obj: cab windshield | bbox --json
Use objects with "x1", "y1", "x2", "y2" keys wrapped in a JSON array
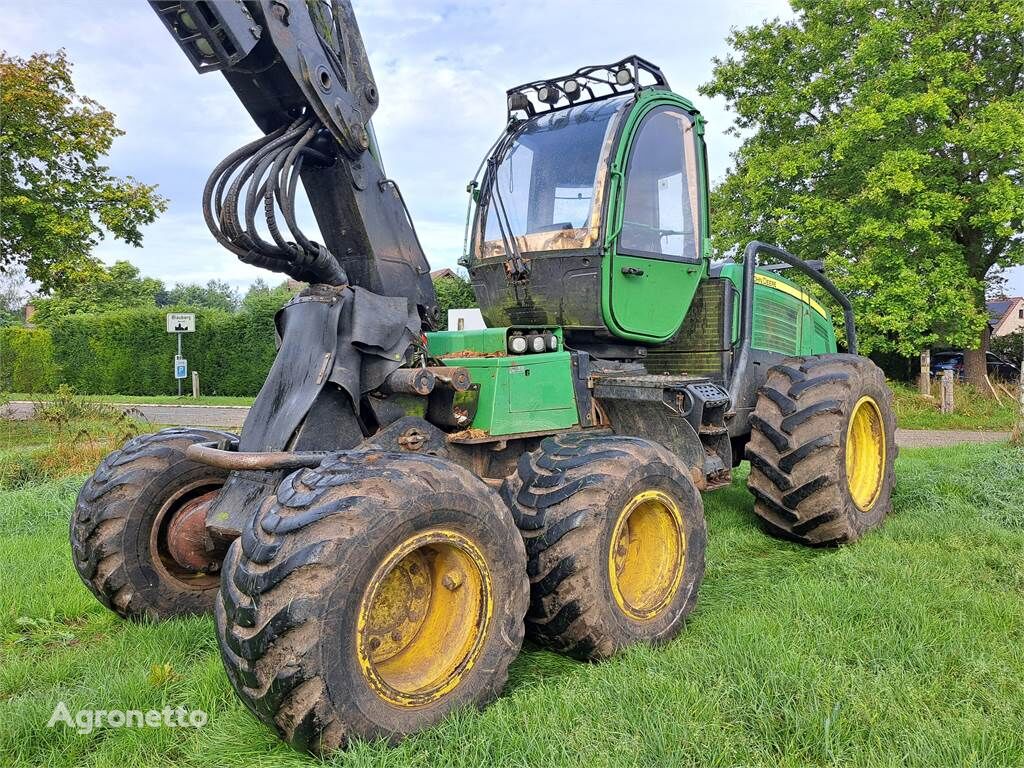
[{"x1": 475, "y1": 96, "x2": 628, "y2": 260}]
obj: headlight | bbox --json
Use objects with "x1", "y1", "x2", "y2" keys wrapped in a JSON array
[{"x1": 508, "y1": 335, "x2": 528, "y2": 354}]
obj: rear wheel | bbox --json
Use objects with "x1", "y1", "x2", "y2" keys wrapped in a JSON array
[
  {"x1": 216, "y1": 450, "x2": 528, "y2": 753},
  {"x1": 745, "y1": 354, "x2": 896, "y2": 545},
  {"x1": 70, "y1": 428, "x2": 237, "y2": 621},
  {"x1": 501, "y1": 434, "x2": 706, "y2": 660}
]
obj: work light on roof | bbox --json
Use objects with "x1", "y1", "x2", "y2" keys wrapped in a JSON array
[{"x1": 536, "y1": 84, "x2": 559, "y2": 104}]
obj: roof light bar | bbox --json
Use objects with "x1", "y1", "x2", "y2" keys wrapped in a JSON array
[{"x1": 505, "y1": 55, "x2": 669, "y2": 120}]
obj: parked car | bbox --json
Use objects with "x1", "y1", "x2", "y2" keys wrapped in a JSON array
[{"x1": 930, "y1": 351, "x2": 1021, "y2": 382}]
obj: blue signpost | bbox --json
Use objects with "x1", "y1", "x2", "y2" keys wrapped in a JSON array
[{"x1": 166, "y1": 313, "x2": 196, "y2": 397}]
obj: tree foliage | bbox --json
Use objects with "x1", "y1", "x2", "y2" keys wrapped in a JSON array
[
  {"x1": 433, "y1": 274, "x2": 477, "y2": 318},
  {"x1": 0, "y1": 50, "x2": 167, "y2": 291},
  {"x1": 0, "y1": 266, "x2": 28, "y2": 326},
  {"x1": 160, "y1": 280, "x2": 240, "y2": 312},
  {"x1": 32, "y1": 261, "x2": 163, "y2": 324},
  {"x1": 240, "y1": 278, "x2": 298, "y2": 315},
  {"x1": 700, "y1": 0, "x2": 1024, "y2": 368}
]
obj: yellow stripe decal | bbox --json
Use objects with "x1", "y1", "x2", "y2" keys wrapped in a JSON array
[{"x1": 753, "y1": 273, "x2": 829, "y2": 318}]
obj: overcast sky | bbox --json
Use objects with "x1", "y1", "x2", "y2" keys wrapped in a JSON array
[{"x1": 3, "y1": 0, "x2": 1022, "y2": 297}]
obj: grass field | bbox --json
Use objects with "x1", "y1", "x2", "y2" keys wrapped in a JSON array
[
  {"x1": 890, "y1": 381, "x2": 1020, "y2": 431},
  {"x1": 1, "y1": 441, "x2": 1021, "y2": 767}
]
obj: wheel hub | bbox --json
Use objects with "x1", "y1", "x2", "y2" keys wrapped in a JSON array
[
  {"x1": 357, "y1": 530, "x2": 491, "y2": 707},
  {"x1": 846, "y1": 396, "x2": 886, "y2": 512},
  {"x1": 363, "y1": 549, "x2": 433, "y2": 662},
  {"x1": 165, "y1": 490, "x2": 221, "y2": 573},
  {"x1": 609, "y1": 490, "x2": 686, "y2": 621}
]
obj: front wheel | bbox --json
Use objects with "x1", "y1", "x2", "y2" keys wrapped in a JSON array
[
  {"x1": 70, "y1": 428, "x2": 237, "y2": 621},
  {"x1": 745, "y1": 354, "x2": 897, "y2": 545},
  {"x1": 216, "y1": 450, "x2": 528, "y2": 754}
]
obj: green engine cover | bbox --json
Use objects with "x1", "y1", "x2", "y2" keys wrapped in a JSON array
[
  {"x1": 426, "y1": 329, "x2": 579, "y2": 436},
  {"x1": 718, "y1": 264, "x2": 838, "y2": 356}
]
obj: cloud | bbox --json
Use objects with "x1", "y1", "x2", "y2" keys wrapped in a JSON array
[{"x1": 4, "y1": 0, "x2": 1021, "y2": 293}]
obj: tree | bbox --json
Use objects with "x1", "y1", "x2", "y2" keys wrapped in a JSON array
[
  {"x1": 701, "y1": 0, "x2": 1024, "y2": 387},
  {"x1": 240, "y1": 278, "x2": 297, "y2": 314},
  {"x1": 0, "y1": 266, "x2": 28, "y2": 326},
  {"x1": 0, "y1": 50, "x2": 167, "y2": 292},
  {"x1": 32, "y1": 260, "x2": 163, "y2": 324},
  {"x1": 433, "y1": 274, "x2": 477, "y2": 318},
  {"x1": 160, "y1": 280, "x2": 240, "y2": 312}
]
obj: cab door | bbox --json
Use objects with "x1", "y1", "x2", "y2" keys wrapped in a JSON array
[{"x1": 604, "y1": 104, "x2": 706, "y2": 342}]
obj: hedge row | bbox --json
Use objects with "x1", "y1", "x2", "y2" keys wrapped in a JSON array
[
  {"x1": 0, "y1": 305, "x2": 280, "y2": 396},
  {"x1": 0, "y1": 326, "x2": 60, "y2": 393}
]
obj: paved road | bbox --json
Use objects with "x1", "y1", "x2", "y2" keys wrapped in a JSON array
[
  {"x1": 3, "y1": 400, "x2": 248, "y2": 428},
  {"x1": 3, "y1": 401, "x2": 1013, "y2": 446},
  {"x1": 894, "y1": 428, "x2": 1012, "y2": 448}
]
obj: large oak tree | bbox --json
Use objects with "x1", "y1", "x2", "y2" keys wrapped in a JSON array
[{"x1": 701, "y1": 0, "x2": 1023, "y2": 387}]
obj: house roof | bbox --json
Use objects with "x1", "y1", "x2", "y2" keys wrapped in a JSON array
[
  {"x1": 987, "y1": 297, "x2": 1022, "y2": 325},
  {"x1": 430, "y1": 268, "x2": 458, "y2": 280}
]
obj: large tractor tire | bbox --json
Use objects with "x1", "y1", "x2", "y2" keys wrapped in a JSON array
[
  {"x1": 501, "y1": 434, "x2": 706, "y2": 661},
  {"x1": 70, "y1": 427, "x2": 237, "y2": 621},
  {"x1": 746, "y1": 354, "x2": 896, "y2": 546},
  {"x1": 216, "y1": 450, "x2": 528, "y2": 753}
]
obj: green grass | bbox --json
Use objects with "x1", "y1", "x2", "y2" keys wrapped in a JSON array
[
  {"x1": 1, "y1": 443, "x2": 1022, "y2": 767},
  {"x1": 891, "y1": 381, "x2": 1019, "y2": 431},
  {"x1": 7, "y1": 393, "x2": 254, "y2": 407}
]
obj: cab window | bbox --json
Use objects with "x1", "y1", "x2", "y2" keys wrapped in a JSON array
[{"x1": 619, "y1": 107, "x2": 700, "y2": 262}]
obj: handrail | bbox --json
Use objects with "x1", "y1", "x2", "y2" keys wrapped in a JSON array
[{"x1": 728, "y1": 241, "x2": 857, "y2": 409}]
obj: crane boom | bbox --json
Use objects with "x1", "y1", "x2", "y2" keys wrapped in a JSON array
[{"x1": 150, "y1": 0, "x2": 438, "y2": 322}]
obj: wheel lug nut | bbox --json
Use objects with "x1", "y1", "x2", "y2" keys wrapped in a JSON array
[
  {"x1": 442, "y1": 570, "x2": 464, "y2": 590},
  {"x1": 368, "y1": 637, "x2": 381, "y2": 651},
  {"x1": 391, "y1": 631, "x2": 402, "y2": 642}
]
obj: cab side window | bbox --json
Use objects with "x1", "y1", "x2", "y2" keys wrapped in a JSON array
[{"x1": 619, "y1": 107, "x2": 700, "y2": 262}]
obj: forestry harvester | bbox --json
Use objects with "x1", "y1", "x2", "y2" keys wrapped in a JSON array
[{"x1": 71, "y1": 0, "x2": 897, "y2": 753}]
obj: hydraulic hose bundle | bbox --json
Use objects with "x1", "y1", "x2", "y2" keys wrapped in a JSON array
[{"x1": 203, "y1": 114, "x2": 348, "y2": 286}]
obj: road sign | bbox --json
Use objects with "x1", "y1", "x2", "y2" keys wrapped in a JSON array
[
  {"x1": 174, "y1": 355, "x2": 188, "y2": 380},
  {"x1": 166, "y1": 313, "x2": 196, "y2": 333}
]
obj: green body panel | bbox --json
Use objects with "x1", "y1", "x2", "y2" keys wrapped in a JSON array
[
  {"x1": 601, "y1": 90, "x2": 711, "y2": 343},
  {"x1": 424, "y1": 327, "x2": 509, "y2": 357},
  {"x1": 426, "y1": 329, "x2": 578, "y2": 436},
  {"x1": 718, "y1": 264, "x2": 838, "y2": 356}
]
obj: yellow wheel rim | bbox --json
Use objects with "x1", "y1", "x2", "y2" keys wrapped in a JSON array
[
  {"x1": 608, "y1": 490, "x2": 686, "y2": 622},
  {"x1": 356, "y1": 529, "x2": 492, "y2": 707},
  {"x1": 845, "y1": 396, "x2": 886, "y2": 512}
]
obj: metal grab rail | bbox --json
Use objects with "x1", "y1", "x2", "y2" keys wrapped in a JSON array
[{"x1": 728, "y1": 241, "x2": 858, "y2": 409}]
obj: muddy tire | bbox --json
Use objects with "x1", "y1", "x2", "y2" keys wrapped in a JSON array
[
  {"x1": 500, "y1": 434, "x2": 706, "y2": 661},
  {"x1": 745, "y1": 354, "x2": 897, "y2": 545},
  {"x1": 70, "y1": 427, "x2": 237, "y2": 621},
  {"x1": 216, "y1": 450, "x2": 528, "y2": 753}
]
